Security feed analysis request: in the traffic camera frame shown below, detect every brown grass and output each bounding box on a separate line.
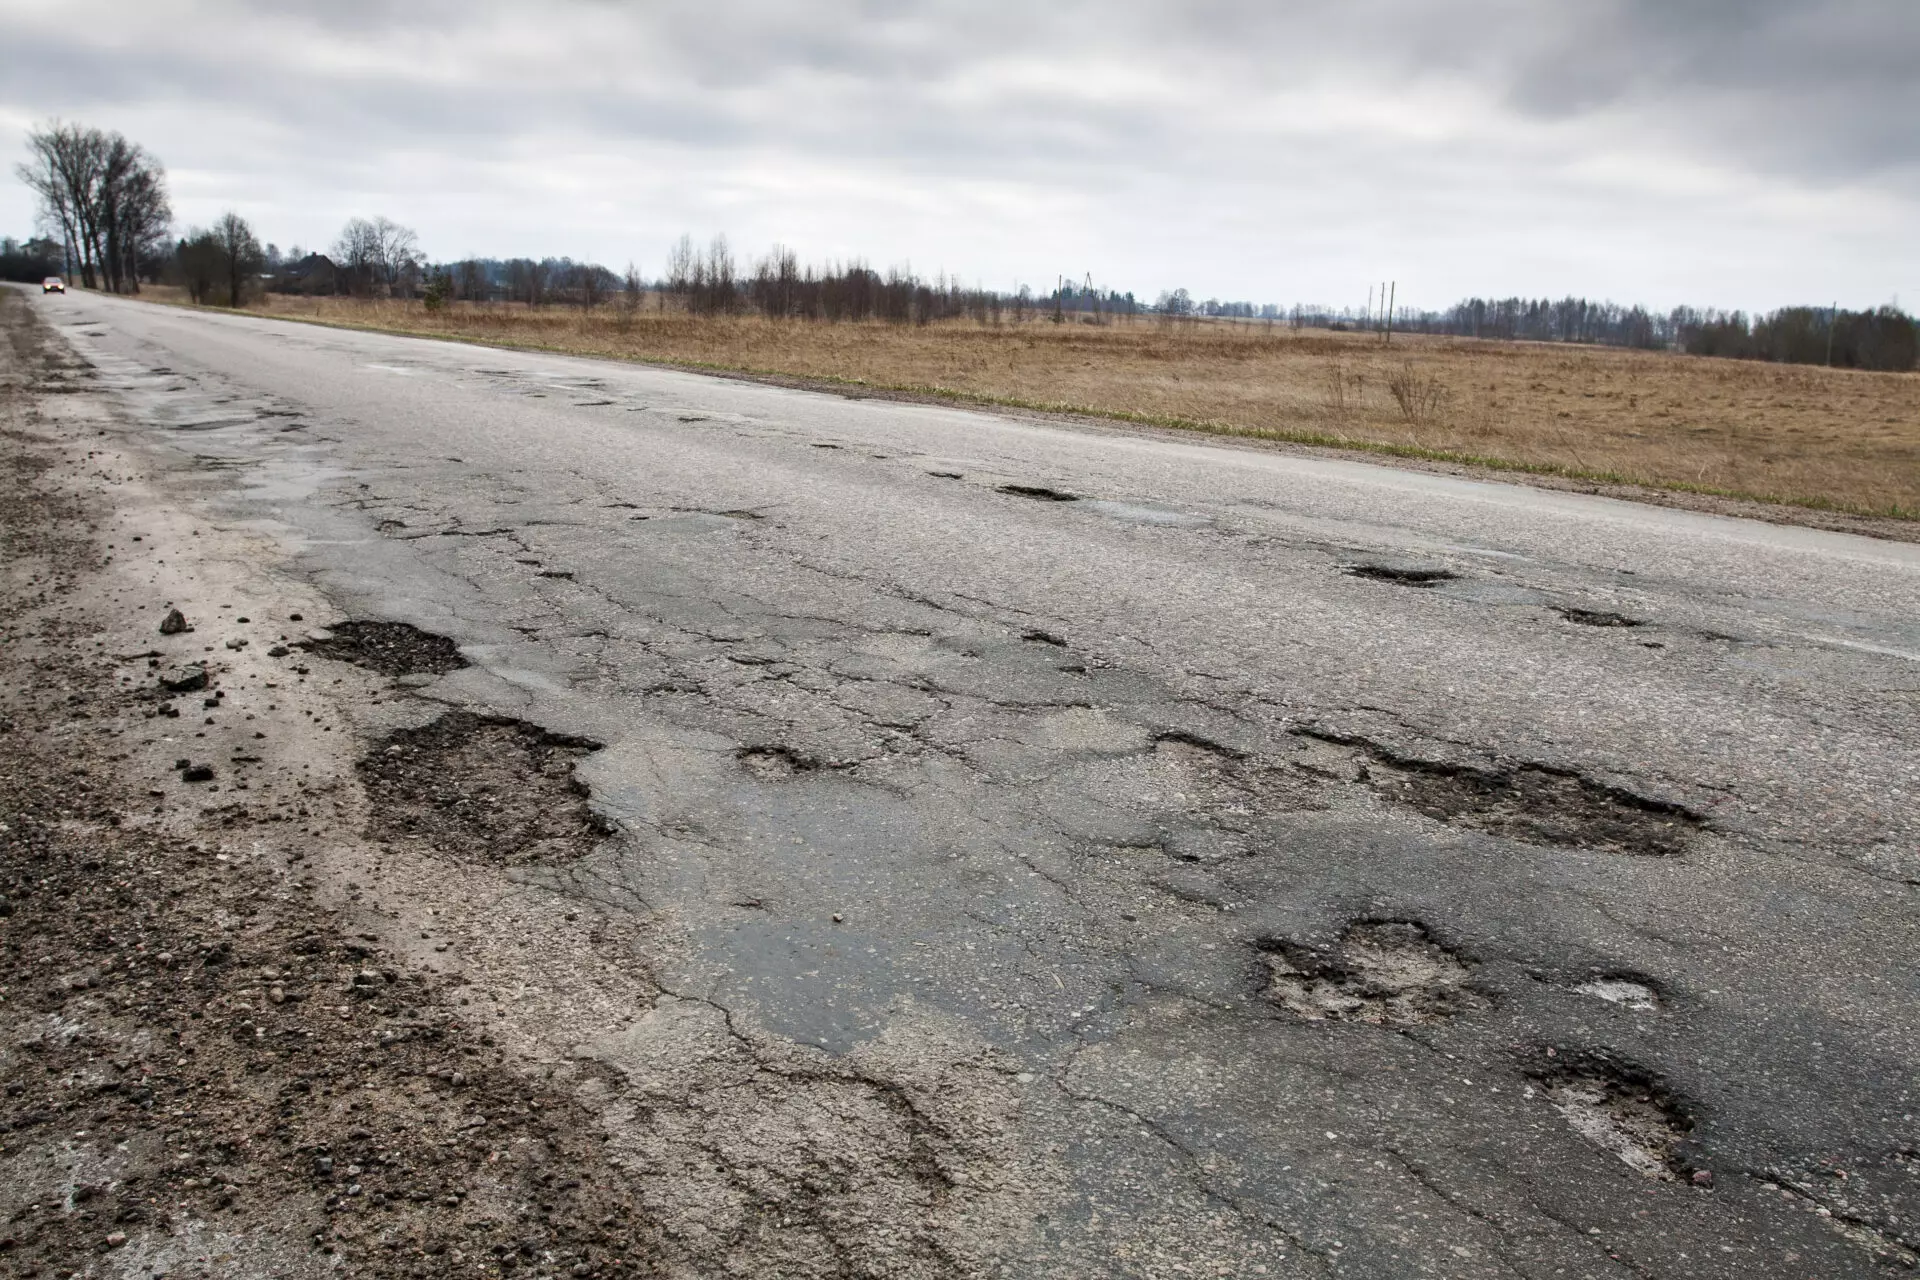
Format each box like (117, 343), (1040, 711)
(144, 289), (1920, 518)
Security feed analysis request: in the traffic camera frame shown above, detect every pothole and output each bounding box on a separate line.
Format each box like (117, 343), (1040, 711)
(1554, 606), (1644, 628)
(736, 745), (824, 780)
(1304, 732), (1702, 855)
(1572, 976), (1662, 1011)
(1532, 1059), (1695, 1181)
(1344, 565), (1458, 587)
(300, 621), (469, 678)
(1256, 921), (1485, 1026)
(998, 484), (1078, 502)
(359, 713), (610, 866)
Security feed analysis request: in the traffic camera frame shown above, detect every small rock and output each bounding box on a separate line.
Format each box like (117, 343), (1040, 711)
(159, 609), (187, 635)
(289, 612), (304, 621)
(831, 913), (844, 923)
(224, 637), (248, 651)
(268, 645), (290, 657)
(159, 665), (209, 693)
(106, 1231), (127, 1248)
(269, 986), (286, 1004)
(1691, 1169), (1715, 1189)
(182, 764), (215, 783)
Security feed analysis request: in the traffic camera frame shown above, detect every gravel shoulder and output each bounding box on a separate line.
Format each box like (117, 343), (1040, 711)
(0, 282), (689, 1279)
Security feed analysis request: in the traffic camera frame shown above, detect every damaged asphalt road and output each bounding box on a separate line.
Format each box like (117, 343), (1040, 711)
(5, 286), (1919, 1278)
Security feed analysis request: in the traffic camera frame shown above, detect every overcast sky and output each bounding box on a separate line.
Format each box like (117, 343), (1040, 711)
(3, 0), (1915, 312)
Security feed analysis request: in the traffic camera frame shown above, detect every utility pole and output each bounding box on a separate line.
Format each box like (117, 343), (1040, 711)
(1827, 301), (1837, 367)
(1385, 281), (1396, 345)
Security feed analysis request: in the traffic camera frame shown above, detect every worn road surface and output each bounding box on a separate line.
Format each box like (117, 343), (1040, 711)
(6, 284), (1919, 1278)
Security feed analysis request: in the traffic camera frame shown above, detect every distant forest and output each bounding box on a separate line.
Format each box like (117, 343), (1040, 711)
(8, 121), (1915, 373)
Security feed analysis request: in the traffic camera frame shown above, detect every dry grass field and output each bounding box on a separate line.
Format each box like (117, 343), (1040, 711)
(147, 289), (1920, 519)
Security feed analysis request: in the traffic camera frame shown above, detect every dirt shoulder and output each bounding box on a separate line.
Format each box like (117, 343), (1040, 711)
(3, 269), (1026, 1280)
(0, 288), (671, 1277)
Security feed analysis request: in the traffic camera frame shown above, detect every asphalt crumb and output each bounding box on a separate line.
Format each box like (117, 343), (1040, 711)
(359, 713), (611, 866)
(1256, 921), (1486, 1027)
(301, 620), (470, 679)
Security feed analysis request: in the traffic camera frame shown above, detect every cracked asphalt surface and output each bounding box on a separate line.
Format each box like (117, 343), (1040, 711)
(10, 284), (1920, 1277)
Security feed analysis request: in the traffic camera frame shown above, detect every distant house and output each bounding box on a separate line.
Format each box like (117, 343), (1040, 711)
(275, 253), (339, 296)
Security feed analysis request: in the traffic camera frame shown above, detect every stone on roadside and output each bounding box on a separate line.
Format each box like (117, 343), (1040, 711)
(159, 608), (187, 635)
(160, 664), (209, 693)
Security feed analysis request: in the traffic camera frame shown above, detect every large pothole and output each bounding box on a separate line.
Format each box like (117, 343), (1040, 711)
(302, 620), (470, 678)
(1256, 921), (1486, 1027)
(1532, 1057), (1696, 1181)
(359, 712), (610, 865)
(1344, 565), (1458, 588)
(1305, 733), (1702, 855)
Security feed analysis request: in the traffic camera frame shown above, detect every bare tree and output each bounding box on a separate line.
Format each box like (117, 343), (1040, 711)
(578, 262), (604, 310)
(332, 218), (379, 296)
(665, 234), (696, 307)
(96, 136), (170, 293)
(330, 216), (420, 297)
(212, 212), (264, 307)
(16, 122), (170, 292)
(457, 259), (486, 303)
(175, 229), (221, 304)
(370, 217), (421, 295)
(16, 122), (102, 286)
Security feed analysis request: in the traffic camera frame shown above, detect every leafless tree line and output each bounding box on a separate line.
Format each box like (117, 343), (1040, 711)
(664, 234), (1018, 325)
(330, 217), (423, 298)
(175, 214), (264, 308)
(14, 121), (171, 293)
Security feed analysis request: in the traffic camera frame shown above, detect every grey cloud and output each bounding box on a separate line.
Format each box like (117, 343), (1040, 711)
(1, 0), (1914, 308)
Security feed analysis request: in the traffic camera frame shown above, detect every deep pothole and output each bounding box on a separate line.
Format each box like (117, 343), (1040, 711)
(359, 712), (610, 866)
(301, 620), (469, 678)
(1304, 732), (1703, 855)
(1344, 565), (1458, 587)
(998, 484), (1078, 502)
(1554, 606), (1644, 628)
(1532, 1057), (1696, 1182)
(1256, 921), (1486, 1027)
